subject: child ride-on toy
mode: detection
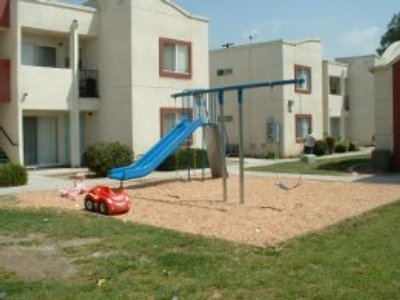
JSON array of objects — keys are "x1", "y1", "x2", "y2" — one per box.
[{"x1": 84, "y1": 185, "x2": 132, "y2": 215}]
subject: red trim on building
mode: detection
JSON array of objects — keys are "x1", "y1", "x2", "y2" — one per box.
[
  {"x1": 0, "y1": 59, "x2": 10, "y2": 103},
  {"x1": 0, "y1": 0, "x2": 10, "y2": 28},
  {"x1": 392, "y1": 61, "x2": 400, "y2": 170},
  {"x1": 159, "y1": 37, "x2": 192, "y2": 80}
]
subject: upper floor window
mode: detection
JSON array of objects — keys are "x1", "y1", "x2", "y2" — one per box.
[
  {"x1": 329, "y1": 76, "x2": 341, "y2": 95},
  {"x1": 294, "y1": 65, "x2": 311, "y2": 94},
  {"x1": 159, "y1": 38, "x2": 192, "y2": 79},
  {"x1": 217, "y1": 68, "x2": 233, "y2": 76},
  {"x1": 22, "y1": 43, "x2": 56, "y2": 67}
]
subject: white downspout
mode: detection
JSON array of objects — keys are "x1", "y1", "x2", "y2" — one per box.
[{"x1": 69, "y1": 19, "x2": 81, "y2": 167}]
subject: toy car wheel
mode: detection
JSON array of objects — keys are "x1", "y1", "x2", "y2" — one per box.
[
  {"x1": 99, "y1": 202, "x2": 108, "y2": 215},
  {"x1": 85, "y1": 198, "x2": 95, "y2": 211}
]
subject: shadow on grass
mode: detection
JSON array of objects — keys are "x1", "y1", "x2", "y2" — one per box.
[{"x1": 316, "y1": 157, "x2": 371, "y2": 173}]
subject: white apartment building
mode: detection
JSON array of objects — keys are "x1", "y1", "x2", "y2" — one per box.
[
  {"x1": 0, "y1": 0, "x2": 209, "y2": 167},
  {"x1": 322, "y1": 60, "x2": 348, "y2": 140},
  {"x1": 371, "y1": 41, "x2": 400, "y2": 171},
  {"x1": 210, "y1": 39, "x2": 382, "y2": 158},
  {"x1": 210, "y1": 39, "x2": 325, "y2": 157},
  {"x1": 336, "y1": 55, "x2": 378, "y2": 145}
]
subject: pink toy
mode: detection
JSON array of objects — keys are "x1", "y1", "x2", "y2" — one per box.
[{"x1": 60, "y1": 173, "x2": 89, "y2": 201}]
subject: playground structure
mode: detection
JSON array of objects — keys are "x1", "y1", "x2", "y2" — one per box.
[
  {"x1": 109, "y1": 78, "x2": 304, "y2": 204},
  {"x1": 172, "y1": 78, "x2": 305, "y2": 204}
]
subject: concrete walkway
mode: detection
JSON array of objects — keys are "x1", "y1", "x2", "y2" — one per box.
[{"x1": 1, "y1": 148, "x2": 399, "y2": 196}]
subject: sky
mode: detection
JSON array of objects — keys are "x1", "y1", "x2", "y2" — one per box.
[{"x1": 66, "y1": 0, "x2": 399, "y2": 59}]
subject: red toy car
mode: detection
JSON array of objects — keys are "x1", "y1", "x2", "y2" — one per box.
[{"x1": 84, "y1": 186, "x2": 132, "y2": 215}]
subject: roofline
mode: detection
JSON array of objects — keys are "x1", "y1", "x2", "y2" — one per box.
[
  {"x1": 22, "y1": 0, "x2": 97, "y2": 13},
  {"x1": 162, "y1": 0, "x2": 208, "y2": 23},
  {"x1": 336, "y1": 54, "x2": 379, "y2": 61},
  {"x1": 322, "y1": 60, "x2": 348, "y2": 67},
  {"x1": 210, "y1": 38, "x2": 321, "y2": 52}
]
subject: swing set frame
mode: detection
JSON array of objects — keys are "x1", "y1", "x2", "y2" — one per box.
[{"x1": 172, "y1": 77, "x2": 304, "y2": 204}]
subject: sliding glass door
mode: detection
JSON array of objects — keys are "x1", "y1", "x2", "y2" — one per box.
[{"x1": 23, "y1": 116, "x2": 57, "y2": 166}]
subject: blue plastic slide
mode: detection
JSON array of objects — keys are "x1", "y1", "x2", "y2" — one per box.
[{"x1": 109, "y1": 116, "x2": 204, "y2": 181}]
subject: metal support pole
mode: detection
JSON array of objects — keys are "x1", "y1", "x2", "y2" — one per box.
[
  {"x1": 238, "y1": 88, "x2": 245, "y2": 204},
  {"x1": 218, "y1": 90, "x2": 228, "y2": 202}
]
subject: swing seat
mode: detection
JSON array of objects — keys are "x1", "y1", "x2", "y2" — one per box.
[{"x1": 275, "y1": 179, "x2": 301, "y2": 191}]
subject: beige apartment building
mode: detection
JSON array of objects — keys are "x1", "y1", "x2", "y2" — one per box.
[
  {"x1": 210, "y1": 39, "x2": 379, "y2": 157},
  {"x1": 0, "y1": 0, "x2": 208, "y2": 167},
  {"x1": 322, "y1": 60, "x2": 348, "y2": 141},
  {"x1": 371, "y1": 41, "x2": 400, "y2": 171},
  {"x1": 336, "y1": 55, "x2": 378, "y2": 145},
  {"x1": 211, "y1": 39, "x2": 325, "y2": 157}
]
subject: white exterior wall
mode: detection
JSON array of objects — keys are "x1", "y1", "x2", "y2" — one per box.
[
  {"x1": 282, "y1": 40, "x2": 323, "y2": 156},
  {"x1": 91, "y1": 0, "x2": 133, "y2": 149},
  {"x1": 322, "y1": 61, "x2": 348, "y2": 139},
  {"x1": 19, "y1": 1, "x2": 97, "y2": 36},
  {"x1": 336, "y1": 55, "x2": 377, "y2": 145},
  {"x1": 1, "y1": 0, "x2": 99, "y2": 165},
  {"x1": 373, "y1": 67, "x2": 393, "y2": 151},
  {"x1": 93, "y1": 0, "x2": 208, "y2": 157},
  {"x1": 20, "y1": 66, "x2": 72, "y2": 110},
  {"x1": 210, "y1": 39, "x2": 323, "y2": 157},
  {"x1": 210, "y1": 41, "x2": 284, "y2": 156},
  {"x1": 0, "y1": 0, "x2": 208, "y2": 165},
  {"x1": 130, "y1": 0, "x2": 209, "y2": 156}
]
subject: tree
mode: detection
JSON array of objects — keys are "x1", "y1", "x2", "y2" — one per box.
[{"x1": 377, "y1": 12, "x2": 400, "y2": 55}]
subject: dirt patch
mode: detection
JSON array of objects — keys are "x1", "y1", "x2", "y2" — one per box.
[
  {"x1": 0, "y1": 234, "x2": 100, "y2": 281},
  {"x1": 0, "y1": 195, "x2": 18, "y2": 207},
  {"x1": 5, "y1": 175, "x2": 400, "y2": 246}
]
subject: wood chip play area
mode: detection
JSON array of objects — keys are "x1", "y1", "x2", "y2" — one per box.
[{"x1": 9, "y1": 175, "x2": 400, "y2": 246}]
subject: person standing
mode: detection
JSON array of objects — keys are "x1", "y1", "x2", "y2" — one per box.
[{"x1": 303, "y1": 128, "x2": 316, "y2": 154}]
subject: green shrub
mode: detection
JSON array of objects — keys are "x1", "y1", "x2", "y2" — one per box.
[
  {"x1": 325, "y1": 136, "x2": 336, "y2": 154},
  {"x1": 0, "y1": 163, "x2": 27, "y2": 187},
  {"x1": 83, "y1": 142, "x2": 134, "y2": 177},
  {"x1": 313, "y1": 140, "x2": 328, "y2": 156},
  {"x1": 334, "y1": 142, "x2": 348, "y2": 153},
  {"x1": 157, "y1": 148, "x2": 209, "y2": 171},
  {"x1": 348, "y1": 142, "x2": 359, "y2": 152},
  {"x1": 265, "y1": 151, "x2": 277, "y2": 159}
]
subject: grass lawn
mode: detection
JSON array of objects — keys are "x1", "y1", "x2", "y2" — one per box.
[
  {"x1": 248, "y1": 154, "x2": 371, "y2": 176},
  {"x1": 0, "y1": 200, "x2": 399, "y2": 299}
]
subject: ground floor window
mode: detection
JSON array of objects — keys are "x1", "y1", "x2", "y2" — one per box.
[
  {"x1": 160, "y1": 108, "x2": 193, "y2": 145},
  {"x1": 330, "y1": 117, "x2": 341, "y2": 138},
  {"x1": 295, "y1": 114, "x2": 312, "y2": 143}
]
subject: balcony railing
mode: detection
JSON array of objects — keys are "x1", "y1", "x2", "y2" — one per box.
[{"x1": 79, "y1": 69, "x2": 99, "y2": 98}]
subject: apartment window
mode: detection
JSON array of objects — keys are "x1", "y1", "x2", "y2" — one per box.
[
  {"x1": 22, "y1": 43, "x2": 56, "y2": 67},
  {"x1": 329, "y1": 76, "x2": 341, "y2": 95},
  {"x1": 159, "y1": 38, "x2": 192, "y2": 79},
  {"x1": 217, "y1": 68, "x2": 233, "y2": 76},
  {"x1": 330, "y1": 117, "x2": 341, "y2": 138},
  {"x1": 294, "y1": 65, "x2": 312, "y2": 94},
  {"x1": 295, "y1": 114, "x2": 312, "y2": 143},
  {"x1": 160, "y1": 108, "x2": 193, "y2": 145}
]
